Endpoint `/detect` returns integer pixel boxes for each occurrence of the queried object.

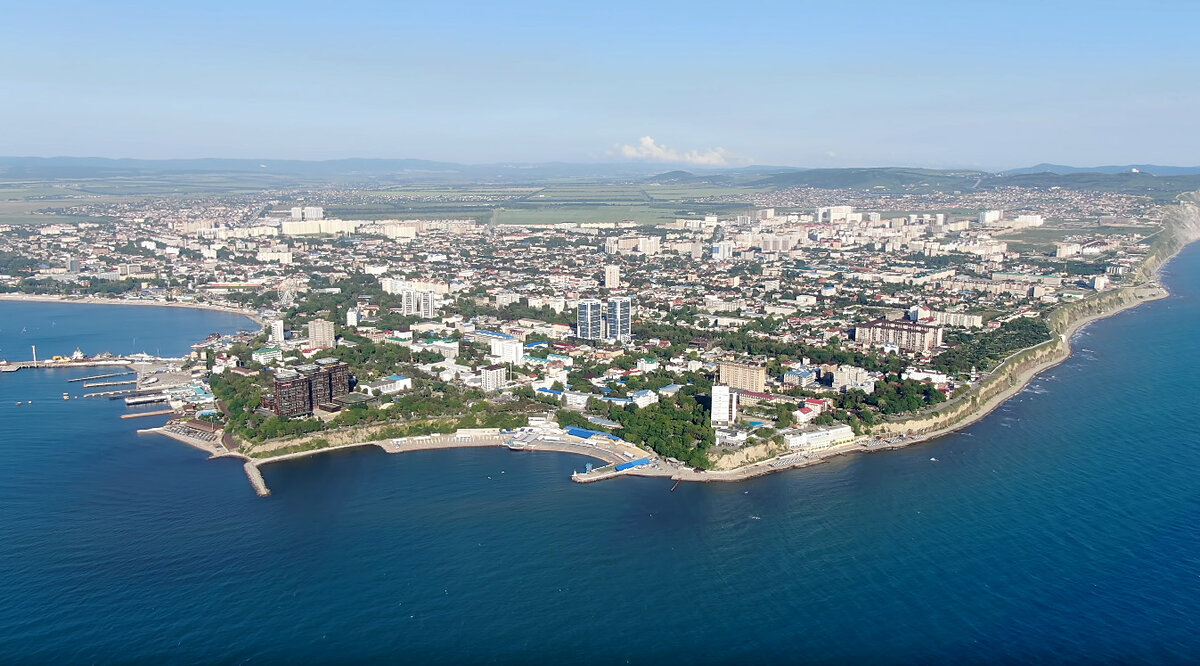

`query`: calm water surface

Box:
[1,251,1198,665]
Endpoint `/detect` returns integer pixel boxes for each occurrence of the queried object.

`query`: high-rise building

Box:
[480,364,507,392]
[290,206,324,220]
[604,264,621,288]
[267,359,351,416]
[416,291,437,319]
[606,297,632,343]
[346,308,359,327]
[711,385,738,425]
[269,319,285,345]
[712,241,736,261]
[270,369,312,417]
[719,362,767,393]
[978,209,1003,225]
[307,319,335,349]
[853,319,943,353]
[490,337,524,366]
[577,299,603,340]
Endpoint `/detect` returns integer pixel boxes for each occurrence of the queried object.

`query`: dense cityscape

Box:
[0,175,1170,478]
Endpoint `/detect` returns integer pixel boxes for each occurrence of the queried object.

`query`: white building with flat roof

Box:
[711,384,738,426]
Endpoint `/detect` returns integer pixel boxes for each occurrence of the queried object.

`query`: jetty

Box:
[244,463,271,497]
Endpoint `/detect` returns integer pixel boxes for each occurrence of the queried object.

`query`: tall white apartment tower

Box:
[604,264,621,288]
[606,297,632,343]
[577,299,603,340]
[307,319,335,348]
[711,385,738,425]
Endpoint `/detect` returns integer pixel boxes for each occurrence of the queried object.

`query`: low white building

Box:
[784,424,855,451]
[359,374,413,395]
[630,389,659,408]
[251,347,283,365]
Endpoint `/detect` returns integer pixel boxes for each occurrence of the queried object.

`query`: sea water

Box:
[1,248,1198,664]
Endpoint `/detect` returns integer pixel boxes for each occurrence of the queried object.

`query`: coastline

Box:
[137,195,1200,492]
[862,197,1200,450]
[142,235,1196,493]
[879,284,1168,443]
[0,293,263,325]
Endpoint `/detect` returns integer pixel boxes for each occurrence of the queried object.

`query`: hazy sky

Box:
[3,0,1199,168]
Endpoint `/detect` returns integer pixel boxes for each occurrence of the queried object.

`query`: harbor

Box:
[2,343,222,430]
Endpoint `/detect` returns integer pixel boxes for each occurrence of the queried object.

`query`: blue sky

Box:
[3,0,1199,168]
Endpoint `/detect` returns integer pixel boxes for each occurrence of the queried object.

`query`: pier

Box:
[0,360,132,372]
[68,371,136,382]
[120,409,176,419]
[82,379,138,388]
[84,389,138,398]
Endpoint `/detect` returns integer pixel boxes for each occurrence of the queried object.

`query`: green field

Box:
[493,204,673,226]
[641,184,767,200]
[1001,223,1161,253]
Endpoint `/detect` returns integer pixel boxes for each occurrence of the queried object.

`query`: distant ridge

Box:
[3,157,1199,200]
[644,170,733,185]
[752,167,986,190]
[1004,163,1200,176]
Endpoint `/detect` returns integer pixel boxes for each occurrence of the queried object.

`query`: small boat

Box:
[15,401,22,405]
[930,457,938,461]
[62,393,69,400]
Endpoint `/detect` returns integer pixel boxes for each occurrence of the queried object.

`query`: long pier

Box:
[84,389,138,398]
[0,360,132,372]
[83,379,138,388]
[69,371,136,383]
[120,409,175,419]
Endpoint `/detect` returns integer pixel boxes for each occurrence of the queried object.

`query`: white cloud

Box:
[615,136,734,166]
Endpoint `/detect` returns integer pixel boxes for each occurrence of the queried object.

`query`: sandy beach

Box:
[0,293,264,325]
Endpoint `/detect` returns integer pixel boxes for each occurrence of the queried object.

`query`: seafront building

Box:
[711,384,738,425]
[265,358,351,417]
[480,364,506,392]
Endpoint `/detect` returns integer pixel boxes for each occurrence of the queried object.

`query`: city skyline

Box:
[3,1,1199,169]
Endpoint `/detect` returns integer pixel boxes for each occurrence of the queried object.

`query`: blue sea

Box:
[2,244,1199,664]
